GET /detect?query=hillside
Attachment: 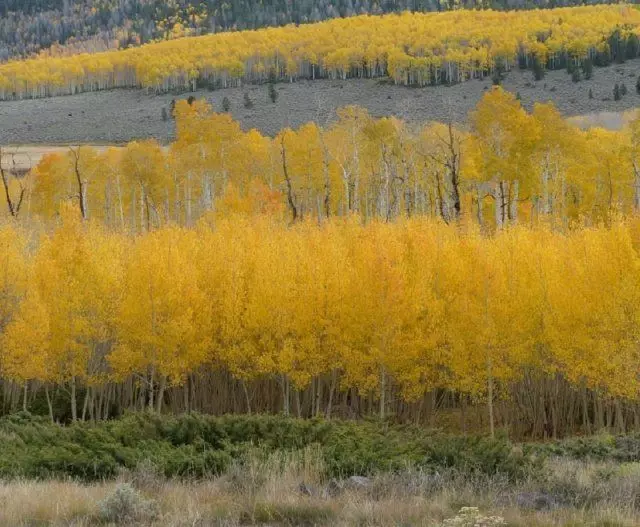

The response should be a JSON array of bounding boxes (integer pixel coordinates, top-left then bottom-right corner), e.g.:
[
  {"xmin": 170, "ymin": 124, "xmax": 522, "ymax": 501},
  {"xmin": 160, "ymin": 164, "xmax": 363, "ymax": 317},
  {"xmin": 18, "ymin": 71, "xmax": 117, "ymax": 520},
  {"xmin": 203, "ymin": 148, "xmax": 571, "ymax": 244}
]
[
  {"xmin": 1, "ymin": 0, "xmax": 635, "ymax": 61},
  {"xmin": 3, "ymin": 5, "xmax": 640, "ymax": 525},
  {"xmin": 2, "ymin": 5, "xmax": 640, "ymax": 105},
  {"xmin": 3, "ymin": 58, "xmax": 640, "ymax": 145}
]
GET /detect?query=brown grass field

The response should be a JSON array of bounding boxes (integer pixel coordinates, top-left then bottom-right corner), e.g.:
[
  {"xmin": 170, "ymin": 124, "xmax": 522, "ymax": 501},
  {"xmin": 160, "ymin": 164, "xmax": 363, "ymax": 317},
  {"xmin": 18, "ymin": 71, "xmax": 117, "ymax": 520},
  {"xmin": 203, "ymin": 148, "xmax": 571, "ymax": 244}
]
[{"xmin": 0, "ymin": 449, "xmax": 637, "ymax": 526}]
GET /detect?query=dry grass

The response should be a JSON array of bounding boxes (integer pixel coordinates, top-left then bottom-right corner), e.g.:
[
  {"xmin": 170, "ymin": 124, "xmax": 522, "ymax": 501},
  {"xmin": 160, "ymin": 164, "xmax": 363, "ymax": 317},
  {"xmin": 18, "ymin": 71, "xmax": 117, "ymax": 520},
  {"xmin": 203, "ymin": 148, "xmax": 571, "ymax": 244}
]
[{"xmin": 0, "ymin": 452, "xmax": 638, "ymax": 526}]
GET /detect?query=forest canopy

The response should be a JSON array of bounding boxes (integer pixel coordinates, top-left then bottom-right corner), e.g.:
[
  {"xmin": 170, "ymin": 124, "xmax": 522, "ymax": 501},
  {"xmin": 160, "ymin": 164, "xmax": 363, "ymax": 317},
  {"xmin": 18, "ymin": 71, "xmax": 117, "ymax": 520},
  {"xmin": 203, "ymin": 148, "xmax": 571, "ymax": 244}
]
[
  {"xmin": 1, "ymin": 5, "xmax": 639, "ymax": 99},
  {"xmin": 1, "ymin": 91, "xmax": 640, "ymax": 438},
  {"xmin": 2, "ymin": 0, "xmax": 636, "ymax": 61}
]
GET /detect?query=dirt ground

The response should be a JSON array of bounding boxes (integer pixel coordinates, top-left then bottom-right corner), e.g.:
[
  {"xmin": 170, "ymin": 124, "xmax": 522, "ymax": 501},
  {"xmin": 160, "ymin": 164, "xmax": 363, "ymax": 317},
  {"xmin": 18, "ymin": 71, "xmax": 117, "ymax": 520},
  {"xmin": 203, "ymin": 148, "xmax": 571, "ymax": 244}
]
[{"xmin": 2, "ymin": 59, "xmax": 640, "ymax": 145}]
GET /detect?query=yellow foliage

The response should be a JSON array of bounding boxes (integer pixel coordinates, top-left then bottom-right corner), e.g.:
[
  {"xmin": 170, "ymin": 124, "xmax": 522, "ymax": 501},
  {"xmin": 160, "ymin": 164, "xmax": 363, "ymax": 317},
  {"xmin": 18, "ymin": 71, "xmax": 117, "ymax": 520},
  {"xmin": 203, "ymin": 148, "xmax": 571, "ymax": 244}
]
[{"xmin": 0, "ymin": 6, "xmax": 637, "ymax": 98}]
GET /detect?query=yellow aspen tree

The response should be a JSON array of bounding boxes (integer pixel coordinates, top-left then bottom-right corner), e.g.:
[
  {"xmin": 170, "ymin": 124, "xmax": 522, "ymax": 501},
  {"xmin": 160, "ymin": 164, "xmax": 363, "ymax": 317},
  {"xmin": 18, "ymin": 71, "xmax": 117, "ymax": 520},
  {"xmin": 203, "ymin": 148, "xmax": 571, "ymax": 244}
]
[
  {"xmin": 110, "ymin": 226, "xmax": 212, "ymax": 413},
  {"xmin": 32, "ymin": 205, "xmax": 124, "ymax": 420},
  {"xmin": 471, "ymin": 87, "xmax": 539, "ymax": 228}
]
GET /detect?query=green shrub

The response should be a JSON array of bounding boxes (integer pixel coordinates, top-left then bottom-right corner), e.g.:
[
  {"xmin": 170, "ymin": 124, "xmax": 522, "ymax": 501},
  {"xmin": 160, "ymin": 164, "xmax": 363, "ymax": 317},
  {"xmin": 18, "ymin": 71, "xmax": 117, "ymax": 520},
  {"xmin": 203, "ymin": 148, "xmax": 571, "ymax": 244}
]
[
  {"xmin": 532, "ymin": 433, "xmax": 640, "ymax": 463},
  {"xmin": 0, "ymin": 412, "xmax": 554, "ymax": 482}
]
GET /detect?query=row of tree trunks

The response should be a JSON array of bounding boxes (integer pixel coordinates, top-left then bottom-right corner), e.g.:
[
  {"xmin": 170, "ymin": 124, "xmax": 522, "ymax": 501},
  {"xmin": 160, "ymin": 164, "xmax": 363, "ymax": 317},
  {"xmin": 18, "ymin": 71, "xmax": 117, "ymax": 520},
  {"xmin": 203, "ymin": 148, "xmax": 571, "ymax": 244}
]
[{"xmin": 3, "ymin": 374, "xmax": 638, "ymax": 439}]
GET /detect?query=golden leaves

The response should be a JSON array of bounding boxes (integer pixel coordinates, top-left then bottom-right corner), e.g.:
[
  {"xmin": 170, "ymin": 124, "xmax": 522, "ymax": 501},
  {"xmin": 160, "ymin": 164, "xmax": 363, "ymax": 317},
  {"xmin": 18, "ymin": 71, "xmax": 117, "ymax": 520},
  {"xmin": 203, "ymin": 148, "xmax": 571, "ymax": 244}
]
[
  {"xmin": 1, "ymin": 6, "xmax": 638, "ymax": 98},
  {"xmin": 0, "ymin": 214, "xmax": 639, "ymax": 402}
]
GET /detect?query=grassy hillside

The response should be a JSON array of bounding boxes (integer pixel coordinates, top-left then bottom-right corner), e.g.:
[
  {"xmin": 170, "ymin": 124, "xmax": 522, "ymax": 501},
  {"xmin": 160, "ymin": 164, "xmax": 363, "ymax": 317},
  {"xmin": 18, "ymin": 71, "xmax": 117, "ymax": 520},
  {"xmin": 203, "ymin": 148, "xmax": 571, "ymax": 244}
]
[{"xmin": 3, "ymin": 60, "xmax": 640, "ymax": 145}]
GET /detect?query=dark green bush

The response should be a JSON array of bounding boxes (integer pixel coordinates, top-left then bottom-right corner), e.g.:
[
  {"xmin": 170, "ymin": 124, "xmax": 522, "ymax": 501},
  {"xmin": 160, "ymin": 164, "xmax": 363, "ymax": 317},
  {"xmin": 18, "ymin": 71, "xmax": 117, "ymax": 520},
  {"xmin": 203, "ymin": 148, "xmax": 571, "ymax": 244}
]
[
  {"xmin": 0, "ymin": 412, "xmax": 563, "ymax": 482},
  {"xmin": 528, "ymin": 433, "xmax": 640, "ymax": 463}
]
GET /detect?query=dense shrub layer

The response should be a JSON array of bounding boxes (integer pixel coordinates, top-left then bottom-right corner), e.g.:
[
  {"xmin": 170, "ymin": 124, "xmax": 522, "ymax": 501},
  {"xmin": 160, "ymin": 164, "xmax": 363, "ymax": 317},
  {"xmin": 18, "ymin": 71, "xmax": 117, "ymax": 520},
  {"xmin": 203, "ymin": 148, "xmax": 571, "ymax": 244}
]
[
  {"xmin": 1, "ymin": 412, "xmax": 639, "ymax": 482},
  {"xmin": 0, "ymin": 412, "xmax": 546, "ymax": 481}
]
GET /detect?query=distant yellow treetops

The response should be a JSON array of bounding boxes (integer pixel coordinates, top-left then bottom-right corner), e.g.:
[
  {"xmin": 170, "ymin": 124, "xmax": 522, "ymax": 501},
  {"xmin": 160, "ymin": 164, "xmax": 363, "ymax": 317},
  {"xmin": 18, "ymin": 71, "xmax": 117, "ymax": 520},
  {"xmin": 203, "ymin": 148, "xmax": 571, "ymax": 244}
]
[{"xmin": 0, "ymin": 5, "xmax": 638, "ymax": 99}]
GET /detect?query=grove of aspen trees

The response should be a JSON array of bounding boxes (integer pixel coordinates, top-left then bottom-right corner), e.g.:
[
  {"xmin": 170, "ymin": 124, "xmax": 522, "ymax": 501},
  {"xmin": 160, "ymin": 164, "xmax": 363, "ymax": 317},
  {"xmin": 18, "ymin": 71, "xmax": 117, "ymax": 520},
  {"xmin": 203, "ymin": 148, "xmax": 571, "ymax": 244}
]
[
  {"xmin": 5, "ymin": 0, "xmax": 616, "ymax": 61},
  {"xmin": 1, "ymin": 88, "xmax": 640, "ymax": 438},
  {"xmin": 1, "ymin": 5, "xmax": 640, "ymax": 99}
]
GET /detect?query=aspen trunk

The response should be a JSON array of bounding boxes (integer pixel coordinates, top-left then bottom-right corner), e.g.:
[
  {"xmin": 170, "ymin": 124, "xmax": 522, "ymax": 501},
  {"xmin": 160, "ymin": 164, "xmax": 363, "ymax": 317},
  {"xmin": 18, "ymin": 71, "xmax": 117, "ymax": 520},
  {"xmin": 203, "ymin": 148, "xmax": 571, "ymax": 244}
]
[
  {"xmin": 487, "ymin": 358, "xmax": 495, "ymax": 439},
  {"xmin": 615, "ymin": 400, "xmax": 625, "ymax": 434},
  {"xmin": 541, "ymin": 165, "xmax": 551, "ymax": 215},
  {"xmin": 70, "ymin": 377, "xmax": 77, "ymax": 422},
  {"xmin": 45, "ymin": 385, "xmax": 54, "ymax": 423},
  {"xmin": 494, "ymin": 181, "xmax": 508, "ymax": 228},
  {"xmin": 148, "ymin": 367, "xmax": 155, "ymax": 412},
  {"xmin": 186, "ymin": 171, "xmax": 193, "ymax": 226},
  {"xmin": 241, "ymin": 380, "xmax": 251, "ymax": 414},
  {"xmin": 379, "ymin": 365, "xmax": 386, "ymax": 420},
  {"xmin": 315, "ymin": 376, "xmax": 323, "ymax": 417},
  {"xmin": 476, "ymin": 186, "xmax": 484, "ymax": 226},
  {"xmin": 281, "ymin": 375, "xmax": 290, "ymax": 416},
  {"xmin": 460, "ymin": 394, "xmax": 467, "ymax": 435},
  {"xmin": 131, "ymin": 187, "xmax": 137, "ymax": 233},
  {"xmin": 116, "ymin": 175, "xmax": 125, "ymax": 230},
  {"xmin": 326, "ymin": 369, "xmax": 337, "ymax": 418},
  {"xmin": 156, "ymin": 376, "xmax": 167, "ymax": 414},
  {"xmin": 183, "ymin": 382, "xmax": 190, "ymax": 414},
  {"xmin": 509, "ymin": 180, "xmax": 519, "ymax": 222},
  {"xmin": 582, "ymin": 384, "xmax": 591, "ymax": 434},
  {"xmin": 81, "ymin": 389, "xmax": 90, "ymax": 421}
]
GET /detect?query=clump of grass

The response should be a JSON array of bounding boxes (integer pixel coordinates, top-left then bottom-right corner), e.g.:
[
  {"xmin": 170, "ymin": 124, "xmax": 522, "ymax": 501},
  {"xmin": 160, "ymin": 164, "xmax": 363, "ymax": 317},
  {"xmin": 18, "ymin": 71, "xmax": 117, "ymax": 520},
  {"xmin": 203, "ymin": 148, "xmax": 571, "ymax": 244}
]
[
  {"xmin": 240, "ymin": 501, "xmax": 336, "ymax": 525},
  {"xmin": 96, "ymin": 483, "xmax": 158, "ymax": 524},
  {"xmin": 440, "ymin": 507, "xmax": 506, "ymax": 526},
  {"xmin": 119, "ymin": 458, "xmax": 164, "ymax": 492}
]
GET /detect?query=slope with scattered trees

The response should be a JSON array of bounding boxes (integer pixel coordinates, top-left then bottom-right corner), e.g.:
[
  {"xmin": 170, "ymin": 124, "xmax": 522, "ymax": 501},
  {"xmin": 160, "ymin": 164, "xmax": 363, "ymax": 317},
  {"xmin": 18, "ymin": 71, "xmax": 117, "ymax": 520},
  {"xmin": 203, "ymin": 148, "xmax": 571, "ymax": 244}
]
[
  {"xmin": 2, "ymin": 6, "xmax": 640, "ymax": 100},
  {"xmin": 2, "ymin": 0, "xmax": 637, "ymax": 61}
]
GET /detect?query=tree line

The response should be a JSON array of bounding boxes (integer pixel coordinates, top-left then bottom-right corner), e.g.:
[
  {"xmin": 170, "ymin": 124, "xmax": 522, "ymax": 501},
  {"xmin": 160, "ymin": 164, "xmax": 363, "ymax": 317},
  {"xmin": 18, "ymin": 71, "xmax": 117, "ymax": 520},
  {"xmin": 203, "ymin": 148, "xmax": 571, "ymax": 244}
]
[
  {"xmin": 1, "ymin": 6, "xmax": 639, "ymax": 99},
  {"xmin": 2, "ymin": 1, "xmax": 634, "ymax": 61},
  {"xmin": 1, "ymin": 209, "xmax": 640, "ymax": 438},
  {"xmin": 0, "ymin": 90, "xmax": 640, "ymax": 436},
  {"xmin": 11, "ymin": 89, "xmax": 640, "ymax": 230}
]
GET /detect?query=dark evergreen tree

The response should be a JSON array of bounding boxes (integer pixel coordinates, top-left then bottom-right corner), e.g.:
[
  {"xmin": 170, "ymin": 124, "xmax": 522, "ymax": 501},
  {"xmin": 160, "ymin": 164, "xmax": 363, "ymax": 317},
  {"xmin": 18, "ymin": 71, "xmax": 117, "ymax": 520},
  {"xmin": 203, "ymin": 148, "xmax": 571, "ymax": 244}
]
[
  {"xmin": 268, "ymin": 82, "xmax": 278, "ymax": 103},
  {"xmin": 627, "ymin": 33, "xmax": 640, "ymax": 60},
  {"xmin": 532, "ymin": 57, "xmax": 545, "ymax": 81},
  {"xmin": 614, "ymin": 83, "xmax": 621, "ymax": 101},
  {"xmin": 491, "ymin": 58, "xmax": 505, "ymax": 86},
  {"xmin": 222, "ymin": 96, "xmax": 231, "ymax": 112},
  {"xmin": 571, "ymin": 68, "xmax": 581, "ymax": 83},
  {"xmin": 581, "ymin": 58, "xmax": 593, "ymax": 80}
]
